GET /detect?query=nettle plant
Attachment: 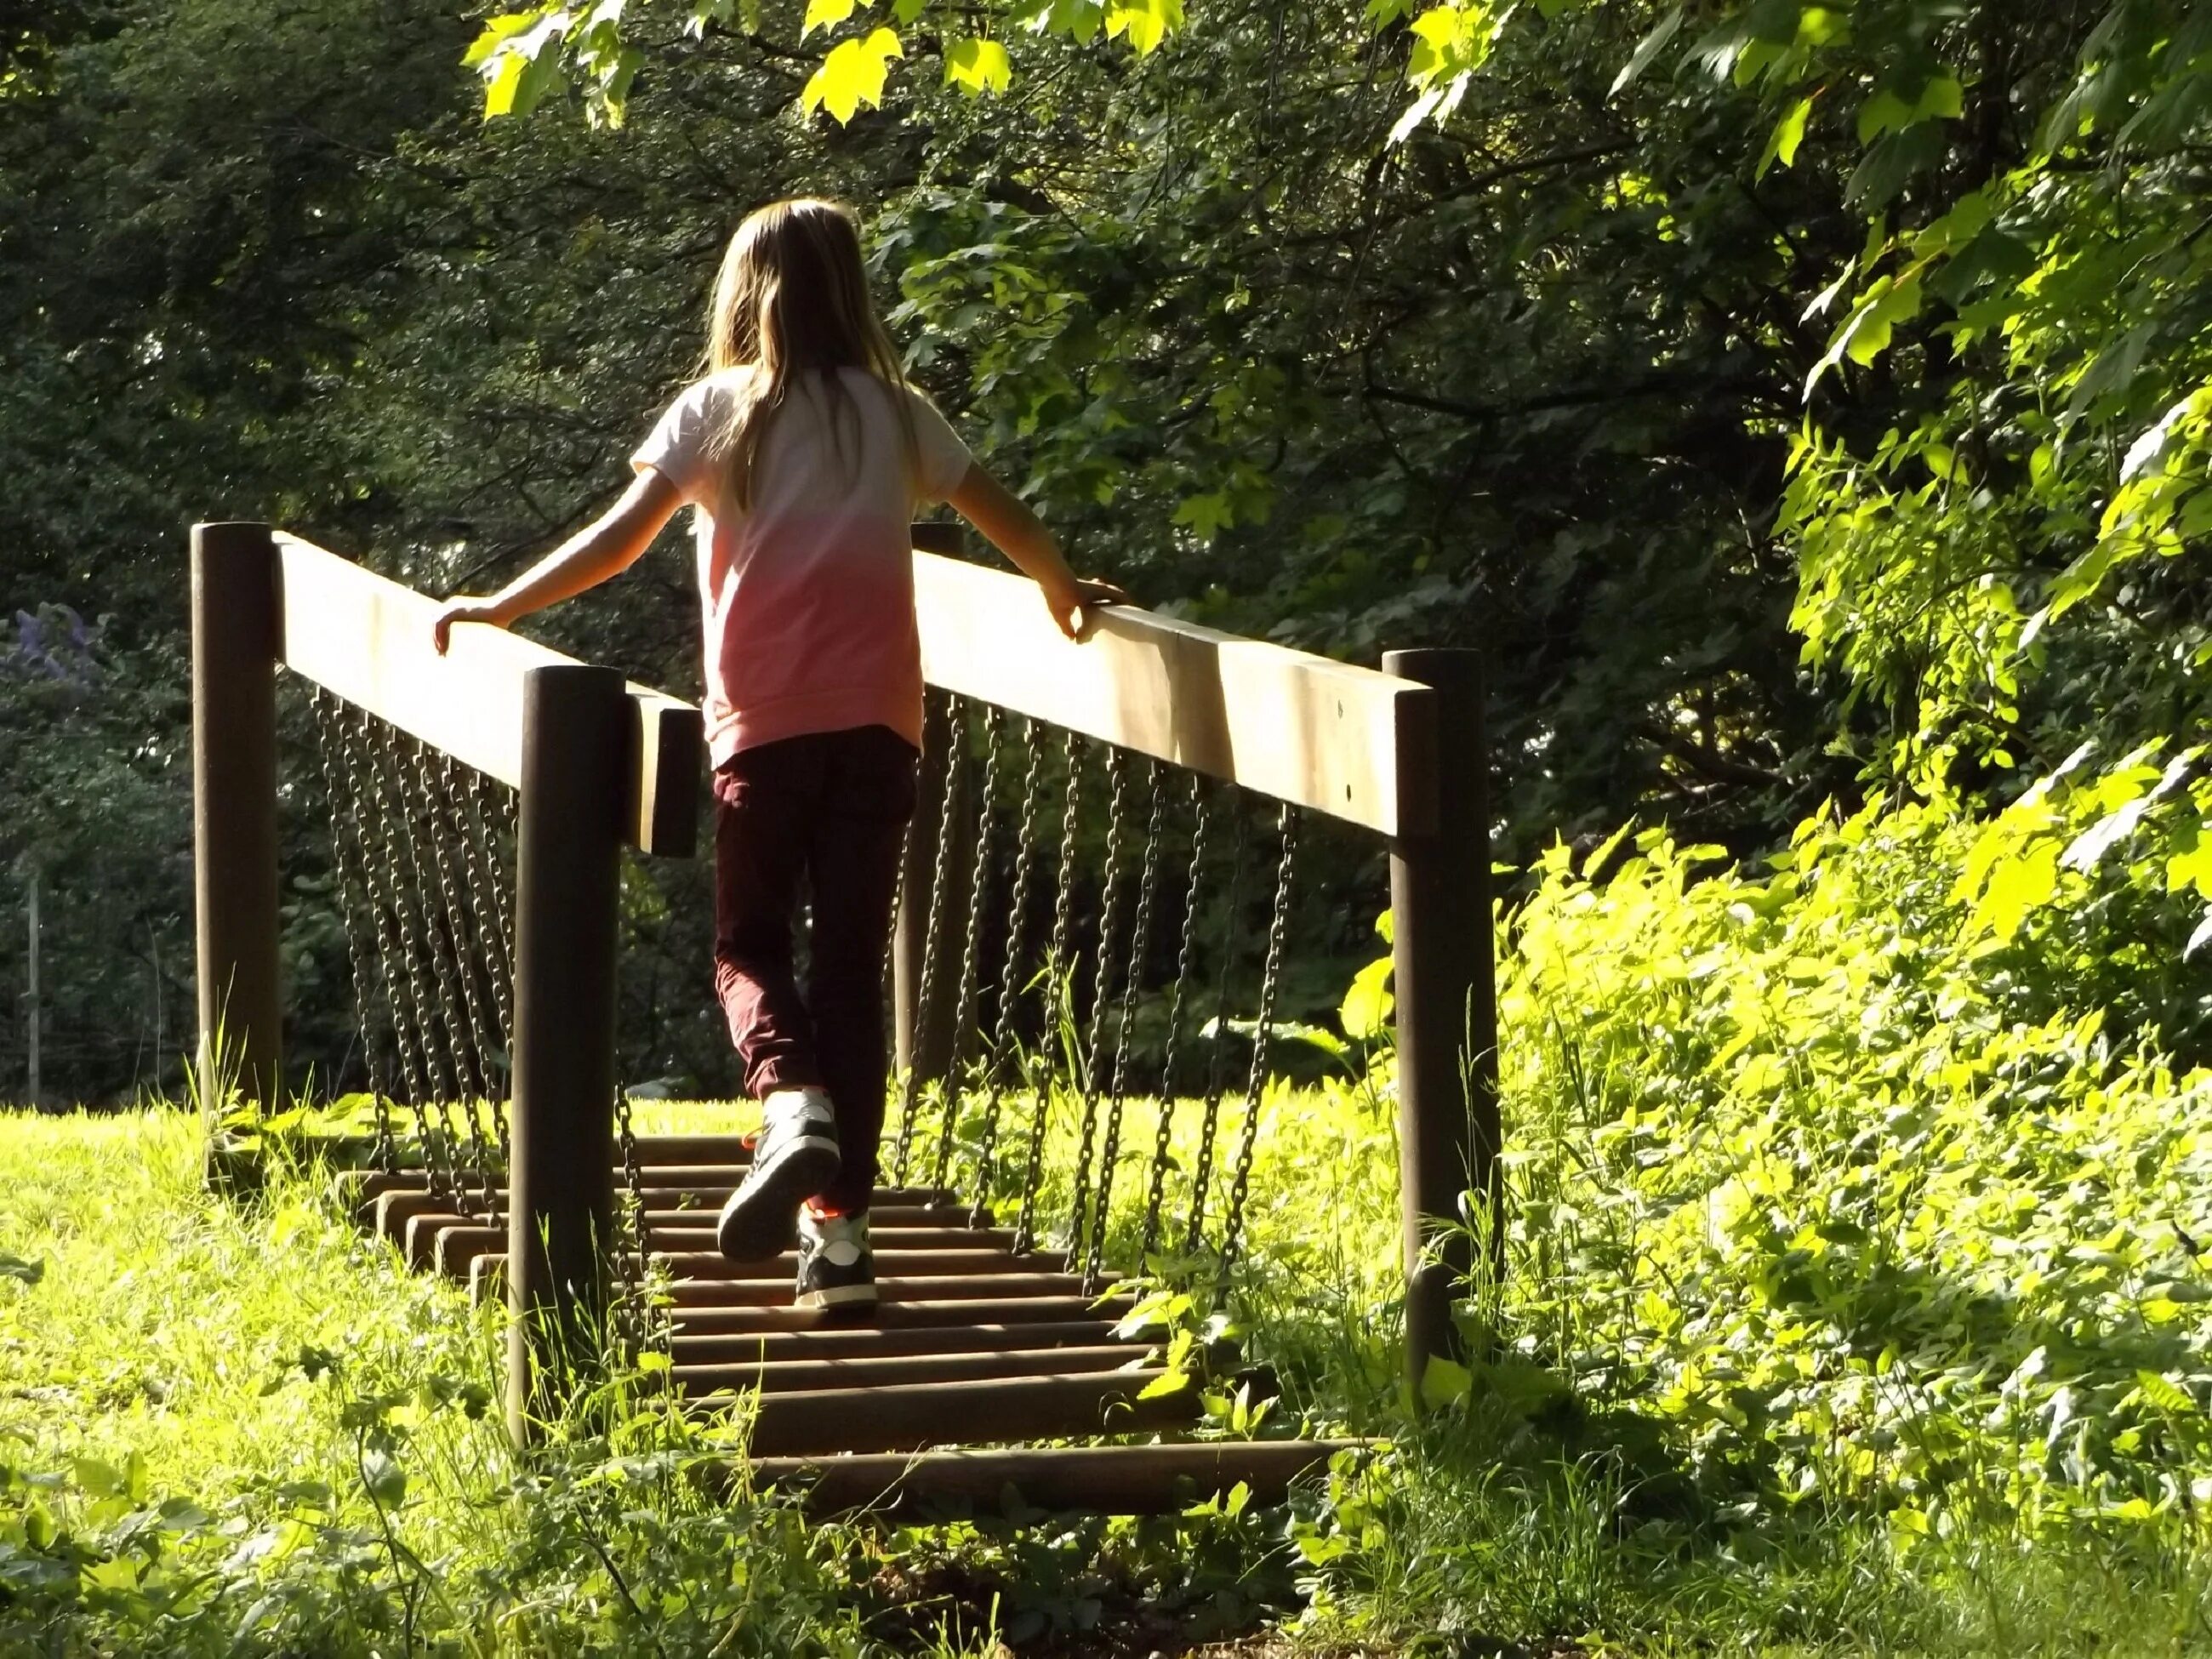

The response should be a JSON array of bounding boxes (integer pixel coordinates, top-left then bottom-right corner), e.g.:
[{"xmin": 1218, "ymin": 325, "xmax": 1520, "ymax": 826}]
[{"xmin": 1491, "ymin": 767, "xmax": 2212, "ymax": 1536}]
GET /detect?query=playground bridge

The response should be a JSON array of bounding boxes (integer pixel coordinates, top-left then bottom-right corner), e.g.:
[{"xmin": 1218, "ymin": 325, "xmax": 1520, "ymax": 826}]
[{"xmin": 189, "ymin": 518, "xmax": 1497, "ymax": 1514}]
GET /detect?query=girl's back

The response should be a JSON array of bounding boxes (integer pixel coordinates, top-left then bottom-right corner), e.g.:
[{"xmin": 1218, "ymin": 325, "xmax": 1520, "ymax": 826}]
[{"xmin": 632, "ymin": 362, "xmax": 972, "ymax": 762}]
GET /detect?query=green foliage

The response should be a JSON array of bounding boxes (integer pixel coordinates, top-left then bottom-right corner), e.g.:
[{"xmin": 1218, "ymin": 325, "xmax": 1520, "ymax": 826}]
[{"xmin": 1486, "ymin": 780, "xmax": 2212, "ymax": 1535}]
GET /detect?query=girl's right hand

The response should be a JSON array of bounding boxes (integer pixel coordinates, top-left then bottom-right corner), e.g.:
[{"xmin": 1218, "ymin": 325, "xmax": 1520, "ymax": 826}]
[
  {"xmin": 432, "ymin": 598, "xmax": 506, "ymax": 655},
  {"xmin": 1043, "ymin": 575, "xmax": 1130, "ymax": 641}
]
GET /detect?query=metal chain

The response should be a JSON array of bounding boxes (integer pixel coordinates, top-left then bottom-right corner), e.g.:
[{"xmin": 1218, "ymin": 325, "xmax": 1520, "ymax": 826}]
[
  {"xmin": 413, "ymin": 744, "xmax": 509, "ymax": 1207},
  {"xmin": 1064, "ymin": 745, "xmax": 1136, "ymax": 1263},
  {"xmin": 1217, "ymin": 805, "xmax": 1302, "ymax": 1271},
  {"xmin": 332, "ymin": 703, "xmax": 451, "ymax": 1195},
  {"xmin": 1012, "ymin": 730, "xmax": 1086, "ymax": 1253},
  {"xmin": 366, "ymin": 723, "xmax": 472, "ymax": 1103},
  {"xmin": 966, "ymin": 718, "xmax": 1049, "ymax": 1222},
  {"xmin": 932, "ymin": 706, "xmax": 1006, "ymax": 1190},
  {"xmin": 1183, "ymin": 795, "xmax": 1252, "ymax": 1254},
  {"xmin": 456, "ymin": 765, "xmax": 518, "ymax": 1160},
  {"xmin": 1142, "ymin": 775, "xmax": 1213, "ymax": 1257},
  {"xmin": 308, "ymin": 689, "xmax": 399, "ymax": 1172},
  {"xmin": 612, "ymin": 1084, "xmax": 652, "ymax": 1363},
  {"xmin": 891, "ymin": 693, "xmax": 965, "ymax": 1186},
  {"xmin": 362, "ymin": 721, "xmax": 476, "ymax": 1211},
  {"xmin": 383, "ymin": 727, "xmax": 499, "ymax": 1206},
  {"xmin": 1084, "ymin": 759, "xmax": 1170, "ymax": 1290}
]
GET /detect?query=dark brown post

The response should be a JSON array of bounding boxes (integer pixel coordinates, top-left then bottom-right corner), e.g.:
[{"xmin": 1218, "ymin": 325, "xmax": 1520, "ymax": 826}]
[
  {"xmin": 191, "ymin": 522, "xmax": 283, "ymax": 1115},
  {"xmin": 1382, "ymin": 647, "xmax": 1497, "ymax": 1396},
  {"xmin": 508, "ymin": 664, "xmax": 627, "ymax": 1447}
]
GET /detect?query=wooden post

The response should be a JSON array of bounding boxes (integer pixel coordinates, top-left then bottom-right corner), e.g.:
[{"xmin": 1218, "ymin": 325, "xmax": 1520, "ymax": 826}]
[
  {"xmin": 191, "ymin": 522, "xmax": 283, "ymax": 1115},
  {"xmin": 508, "ymin": 664, "xmax": 627, "ymax": 1448},
  {"xmin": 1382, "ymin": 648, "xmax": 1497, "ymax": 1396}
]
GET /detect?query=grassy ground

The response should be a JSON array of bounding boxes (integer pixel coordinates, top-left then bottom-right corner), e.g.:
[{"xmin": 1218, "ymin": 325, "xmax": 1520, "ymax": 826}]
[{"xmin": 6, "ymin": 1096, "xmax": 2212, "ymax": 1654}]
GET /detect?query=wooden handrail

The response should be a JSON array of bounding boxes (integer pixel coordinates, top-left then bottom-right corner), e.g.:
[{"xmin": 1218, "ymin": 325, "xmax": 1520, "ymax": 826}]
[
  {"xmin": 915, "ymin": 552, "xmax": 1435, "ymax": 839},
  {"xmin": 273, "ymin": 531, "xmax": 1438, "ymax": 846},
  {"xmin": 273, "ymin": 533, "xmax": 701, "ymax": 858}
]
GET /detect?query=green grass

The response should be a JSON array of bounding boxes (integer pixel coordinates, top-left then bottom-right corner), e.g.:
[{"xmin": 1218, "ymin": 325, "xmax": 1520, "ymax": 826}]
[{"xmin": 9, "ymin": 1095, "xmax": 2212, "ymax": 1654}]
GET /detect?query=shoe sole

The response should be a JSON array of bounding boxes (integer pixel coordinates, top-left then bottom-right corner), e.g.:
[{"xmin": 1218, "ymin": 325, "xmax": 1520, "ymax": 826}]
[
  {"xmin": 796, "ymin": 1281, "xmax": 879, "ymax": 1311},
  {"xmin": 715, "ymin": 1137, "xmax": 841, "ymax": 1261}
]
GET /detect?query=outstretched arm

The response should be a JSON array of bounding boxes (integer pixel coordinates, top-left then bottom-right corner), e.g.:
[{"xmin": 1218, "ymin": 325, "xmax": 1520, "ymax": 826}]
[
  {"xmin": 432, "ymin": 469, "xmax": 684, "ymax": 653},
  {"xmin": 944, "ymin": 462, "xmax": 1128, "ymax": 641}
]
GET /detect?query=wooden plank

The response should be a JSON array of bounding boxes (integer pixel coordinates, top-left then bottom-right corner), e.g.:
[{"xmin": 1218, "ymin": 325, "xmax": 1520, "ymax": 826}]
[
  {"xmin": 272, "ymin": 534, "xmax": 701, "ymax": 857},
  {"xmin": 672, "ymin": 1295, "xmax": 1137, "ymax": 1335},
  {"xmin": 664, "ymin": 1272, "xmax": 1102, "ymax": 1308},
  {"xmin": 676, "ymin": 1344, "xmax": 1145, "ymax": 1394},
  {"xmin": 747, "ymin": 1440, "xmax": 1368, "ymax": 1516},
  {"xmin": 733, "ymin": 1371, "xmax": 1199, "ymax": 1456},
  {"xmin": 670, "ymin": 1319, "xmax": 1128, "ymax": 1364},
  {"xmin": 914, "ymin": 550, "xmax": 1434, "ymax": 837}
]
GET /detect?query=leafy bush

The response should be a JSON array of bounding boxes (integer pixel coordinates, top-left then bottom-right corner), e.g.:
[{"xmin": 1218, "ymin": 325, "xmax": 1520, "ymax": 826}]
[{"xmin": 1477, "ymin": 767, "xmax": 2212, "ymax": 1538}]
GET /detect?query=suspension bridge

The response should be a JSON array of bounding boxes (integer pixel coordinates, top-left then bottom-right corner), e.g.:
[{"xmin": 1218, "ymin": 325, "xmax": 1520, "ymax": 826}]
[{"xmin": 188, "ymin": 518, "xmax": 1497, "ymax": 1514}]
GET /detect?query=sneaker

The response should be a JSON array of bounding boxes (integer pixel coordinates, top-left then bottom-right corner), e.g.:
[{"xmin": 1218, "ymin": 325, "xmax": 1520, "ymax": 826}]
[
  {"xmin": 795, "ymin": 1210, "xmax": 877, "ymax": 1311},
  {"xmin": 715, "ymin": 1087, "xmax": 840, "ymax": 1262}
]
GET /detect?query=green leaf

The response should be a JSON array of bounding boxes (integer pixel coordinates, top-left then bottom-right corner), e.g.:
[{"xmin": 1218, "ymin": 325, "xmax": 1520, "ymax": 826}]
[
  {"xmin": 1104, "ymin": 0, "xmax": 1183, "ymax": 54},
  {"xmin": 1970, "ymin": 839, "xmax": 2060, "ymax": 944},
  {"xmin": 2137, "ymin": 1371, "xmax": 2198, "ymax": 1415},
  {"xmin": 802, "ymin": 0, "xmax": 863, "ymax": 37},
  {"xmin": 1340, "ymin": 955, "xmax": 1394, "ymax": 1040},
  {"xmin": 463, "ymin": 11, "xmax": 548, "ymax": 68},
  {"xmin": 1137, "ymin": 1368, "xmax": 1193, "ymax": 1400},
  {"xmin": 1756, "ymin": 92, "xmax": 1814, "ymax": 180},
  {"xmin": 801, "ymin": 26, "xmax": 903, "ymax": 123},
  {"xmin": 0, "ymin": 1251, "xmax": 43, "ymax": 1286},
  {"xmin": 361, "ymin": 1451, "xmax": 408, "ymax": 1509},
  {"xmin": 1420, "ymin": 1354, "xmax": 1473, "ymax": 1409},
  {"xmin": 1611, "ymin": 6, "xmax": 1683, "ymax": 98},
  {"xmin": 944, "ymin": 37, "xmax": 1012, "ymax": 95}
]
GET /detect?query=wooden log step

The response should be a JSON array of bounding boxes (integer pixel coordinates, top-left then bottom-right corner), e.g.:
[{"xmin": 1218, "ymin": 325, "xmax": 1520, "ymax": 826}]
[
  {"xmin": 674, "ymin": 1344, "xmax": 1148, "ymax": 1394},
  {"xmin": 664, "ymin": 1273, "xmax": 1107, "ymax": 1309},
  {"xmin": 374, "ymin": 1186, "xmax": 497, "ymax": 1235},
  {"xmin": 434, "ymin": 1225, "xmax": 506, "ymax": 1275},
  {"xmin": 670, "ymin": 1319, "xmax": 1131, "ymax": 1365},
  {"xmin": 643, "ymin": 1223, "xmax": 1021, "ymax": 1252},
  {"xmin": 402, "ymin": 1208, "xmax": 501, "ymax": 1270},
  {"xmin": 672, "ymin": 1295, "xmax": 1139, "ymax": 1336},
  {"xmin": 641, "ymin": 1204, "xmax": 985, "ymax": 1229},
  {"xmin": 649, "ymin": 1248, "xmax": 1061, "ymax": 1282},
  {"xmin": 748, "ymin": 1440, "xmax": 1369, "ymax": 1517},
  {"xmin": 719, "ymin": 1371, "xmax": 1200, "ymax": 1457},
  {"xmin": 630, "ymin": 1133, "xmax": 755, "ymax": 1166}
]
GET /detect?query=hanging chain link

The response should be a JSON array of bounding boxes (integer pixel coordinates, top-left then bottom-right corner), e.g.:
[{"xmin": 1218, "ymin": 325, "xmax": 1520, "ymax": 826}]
[
  {"xmin": 1142, "ymin": 775, "xmax": 1213, "ymax": 1257},
  {"xmin": 382, "ymin": 725, "xmax": 499, "ymax": 1211},
  {"xmin": 1012, "ymin": 729, "xmax": 1086, "ymax": 1254},
  {"xmin": 891, "ymin": 693, "xmax": 965, "ymax": 1186},
  {"xmin": 967, "ymin": 718, "xmax": 1048, "ymax": 1223},
  {"xmin": 611, "ymin": 1083, "xmax": 651, "ymax": 1363},
  {"xmin": 1064, "ymin": 745, "xmax": 1136, "ymax": 1264},
  {"xmin": 308, "ymin": 688, "xmax": 399, "ymax": 1173},
  {"xmin": 931, "ymin": 705, "xmax": 1006, "ymax": 1191},
  {"xmin": 333, "ymin": 702, "xmax": 455, "ymax": 1196},
  {"xmin": 1217, "ymin": 804, "xmax": 1302, "ymax": 1272},
  {"xmin": 1083, "ymin": 758, "xmax": 1169, "ymax": 1290},
  {"xmin": 1183, "ymin": 794, "xmax": 1252, "ymax": 1254},
  {"xmin": 413, "ymin": 743, "xmax": 509, "ymax": 1209},
  {"xmin": 454, "ymin": 764, "xmax": 517, "ymax": 1160}
]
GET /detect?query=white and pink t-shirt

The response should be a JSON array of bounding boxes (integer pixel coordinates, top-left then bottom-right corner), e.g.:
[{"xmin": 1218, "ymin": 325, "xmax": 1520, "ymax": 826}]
[{"xmin": 631, "ymin": 366, "xmax": 972, "ymax": 766}]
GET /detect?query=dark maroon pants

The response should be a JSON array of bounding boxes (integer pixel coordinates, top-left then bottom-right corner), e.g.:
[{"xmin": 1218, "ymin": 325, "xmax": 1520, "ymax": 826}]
[{"xmin": 714, "ymin": 724, "xmax": 916, "ymax": 1214}]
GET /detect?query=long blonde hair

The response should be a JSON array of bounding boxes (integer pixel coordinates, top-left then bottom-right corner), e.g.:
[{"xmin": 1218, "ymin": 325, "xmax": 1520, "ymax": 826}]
[{"xmin": 704, "ymin": 197, "xmax": 917, "ymax": 511}]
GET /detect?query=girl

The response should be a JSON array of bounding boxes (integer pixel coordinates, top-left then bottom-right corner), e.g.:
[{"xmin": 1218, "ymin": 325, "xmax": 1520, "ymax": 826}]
[{"xmin": 432, "ymin": 197, "xmax": 1124, "ymax": 1310}]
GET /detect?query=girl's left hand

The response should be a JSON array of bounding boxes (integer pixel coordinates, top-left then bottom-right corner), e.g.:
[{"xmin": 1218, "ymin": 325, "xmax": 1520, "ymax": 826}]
[{"xmin": 432, "ymin": 598, "xmax": 506, "ymax": 655}]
